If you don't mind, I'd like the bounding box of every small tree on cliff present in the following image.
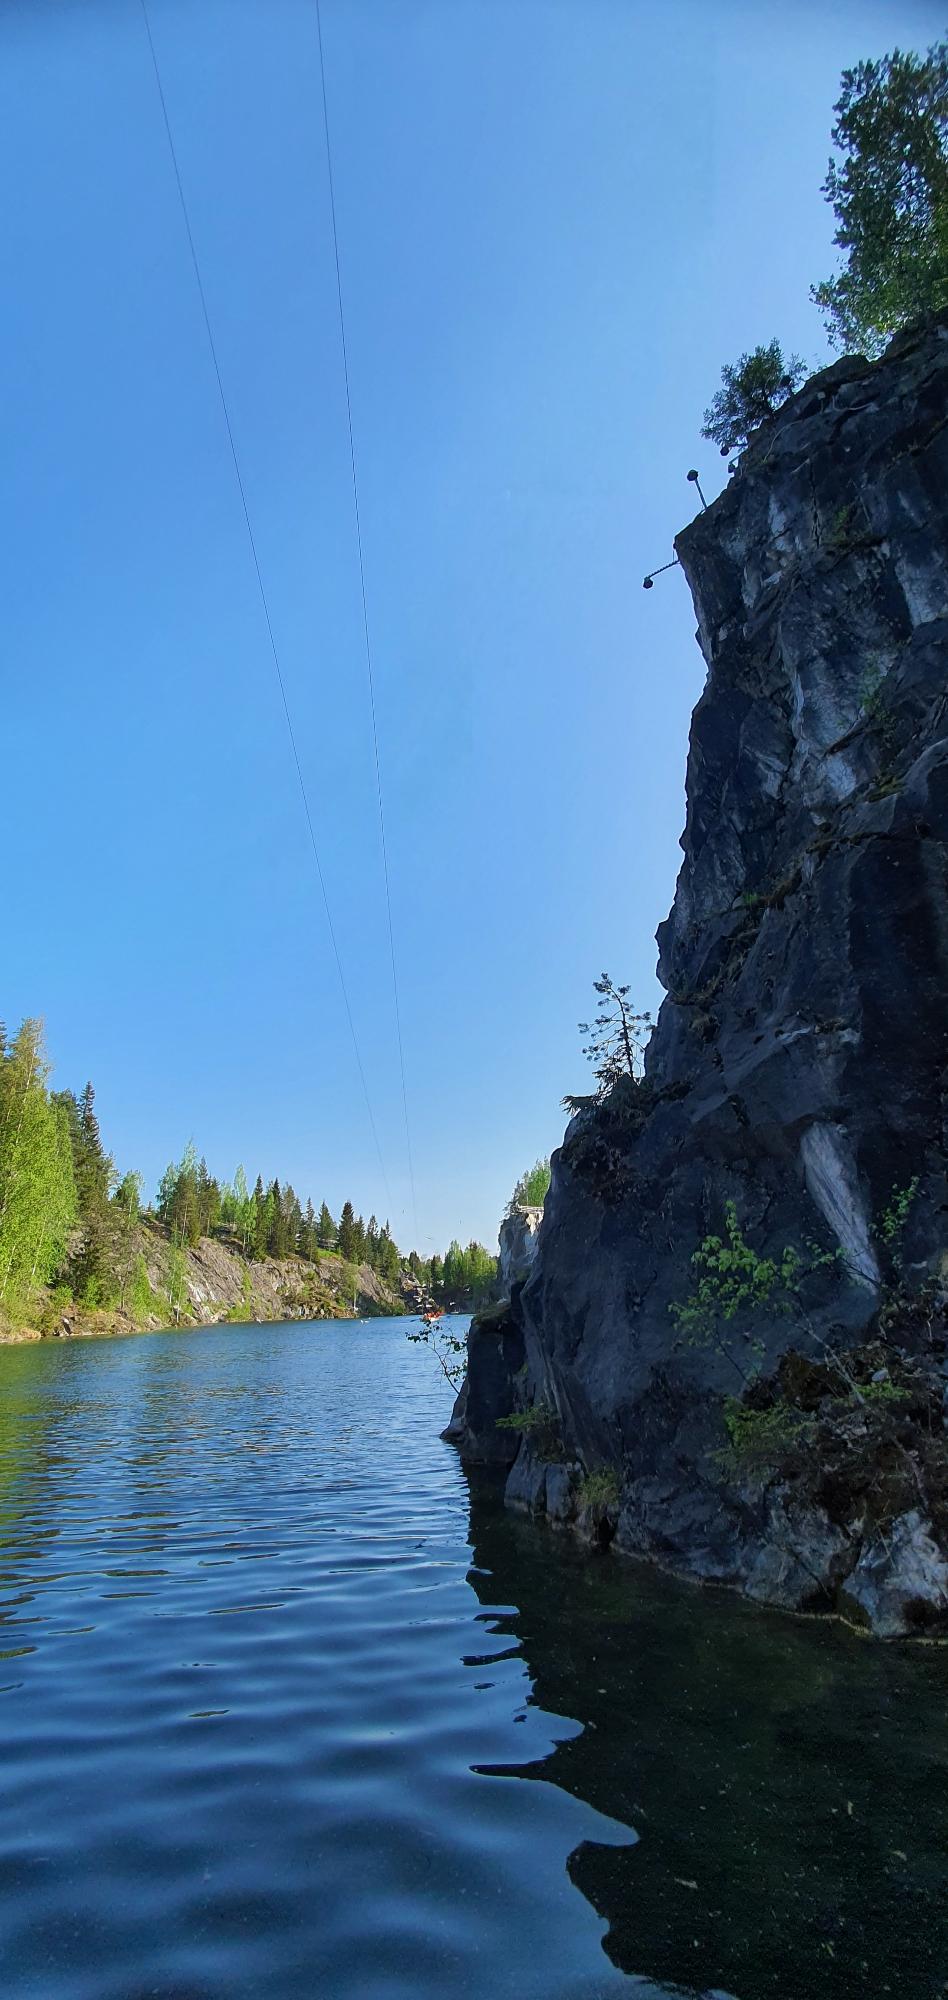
[812,38,948,354]
[579,975,653,1096]
[701,343,808,454]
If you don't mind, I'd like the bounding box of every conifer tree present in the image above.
[300,1198,317,1261]
[266,1179,286,1257]
[337,1200,357,1261]
[317,1202,336,1251]
[252,1177,268,1260]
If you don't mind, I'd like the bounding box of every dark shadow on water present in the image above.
[465,1482,948,2000]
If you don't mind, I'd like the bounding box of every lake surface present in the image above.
[0,1320,946,2000]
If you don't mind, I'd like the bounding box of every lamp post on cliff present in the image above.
[642,555,681,590]
[643,468,712,587]
[687,468,708,510]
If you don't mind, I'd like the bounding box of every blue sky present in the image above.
[1,0,939,1252]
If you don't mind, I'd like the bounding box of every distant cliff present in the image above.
[452,311,948,1636]
[1,1217,409,1344]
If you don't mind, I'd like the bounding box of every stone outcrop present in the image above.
[452,312,948,1635]
[498,1207,543,1291]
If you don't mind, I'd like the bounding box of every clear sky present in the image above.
[1,0,940,1253]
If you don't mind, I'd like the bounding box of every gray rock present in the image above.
[742,1498,854,1612]
[505,1447,549,1514]
[843,1510,948,1636]
[498,1208,543,1291]
[544,1462,579,1524]
[441,1303,524,1465]
[459,312,948,1632]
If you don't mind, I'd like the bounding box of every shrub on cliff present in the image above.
[812,39,948,355]
[701,344,808,453]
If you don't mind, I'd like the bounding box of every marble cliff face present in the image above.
[451,313,948,1636]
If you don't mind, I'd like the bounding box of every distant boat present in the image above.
[423,1307,443,1323]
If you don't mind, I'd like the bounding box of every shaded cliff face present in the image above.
[457,313,948,1633]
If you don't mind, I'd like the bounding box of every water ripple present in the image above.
[0,1322,641,2000]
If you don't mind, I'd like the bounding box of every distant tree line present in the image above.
[404,1240,498,1308]
[0,1015,497,1324]
[156,1145,404,1283]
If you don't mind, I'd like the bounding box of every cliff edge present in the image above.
[453,312,948,1635]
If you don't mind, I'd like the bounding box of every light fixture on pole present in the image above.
[686,469,708,510]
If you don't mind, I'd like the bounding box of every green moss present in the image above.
[578,1468,620,1511]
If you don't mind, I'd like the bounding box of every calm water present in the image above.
[0,1320,946,2000]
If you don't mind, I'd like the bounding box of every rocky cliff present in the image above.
[497,1207,543,1291]
[453,311,948,1635]
[2,1220,408,1344]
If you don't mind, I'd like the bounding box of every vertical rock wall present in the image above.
[454,313,948,1633]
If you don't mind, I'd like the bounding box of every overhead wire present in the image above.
[137,0,392,1211]
[313,0,418,1241]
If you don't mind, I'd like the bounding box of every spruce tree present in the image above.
[317,1202,336,1251]
[252,1177,268,1260]
[267,1179,286,1257]
[337,1200,357,1261]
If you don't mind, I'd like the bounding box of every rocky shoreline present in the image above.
[0,1218,411,1345]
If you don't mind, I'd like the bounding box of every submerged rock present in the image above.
[454,311,948,1636]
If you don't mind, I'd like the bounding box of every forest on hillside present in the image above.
[0,1017,497,1331]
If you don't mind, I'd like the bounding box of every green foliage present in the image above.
[223,1268,255,1324]
[578,974,653,1099]
[496,1404,554,1432]
[406,1315,467,1387]
[37,1283,74,1336]
[879,1176,920,1252]
[0,1020,77,1311]
[670,1200,799,1342]
[506,1158,551,1215]
[860,1376,911,1405]
[337,1200,358,1262]
[317,1202,336,1250]
[826,502,859,551]
[128,1254,165,1325]
[701,343,808,453]
[812,39,948,354]
[0,1012,493,1332]
[165,1240,189,1324]
[577,1467,620,1510]
[716,1397,812,1481]
[496,1402,563,1461]
[671,1203,839,1388]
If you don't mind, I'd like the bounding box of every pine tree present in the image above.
[252,1177,268,1260]
[300,1198,317,1261]
[317,1202,336,1251]
[337,1200,357,1261]
[281,1183,302,1256]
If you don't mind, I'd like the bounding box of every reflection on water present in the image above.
[466,1493,948,2000]
[0,1322,945,2000]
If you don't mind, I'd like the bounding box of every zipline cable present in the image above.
[138,0,392,1210]
[313,0,418,1241]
